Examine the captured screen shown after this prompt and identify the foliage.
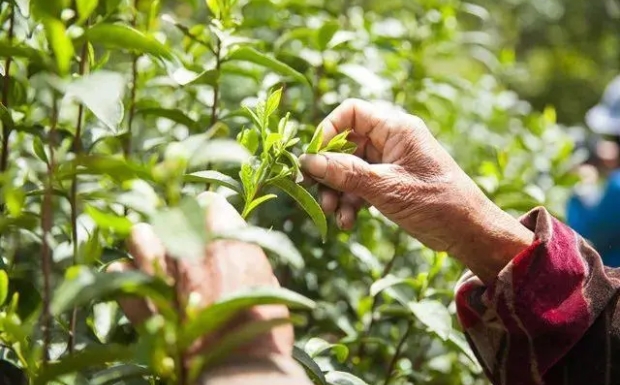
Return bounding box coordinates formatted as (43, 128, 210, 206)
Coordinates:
(0, 0, 580, 384)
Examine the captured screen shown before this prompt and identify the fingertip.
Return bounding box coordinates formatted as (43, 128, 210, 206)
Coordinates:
(336, 204, 357, 231)
(319, 188, 339, 214)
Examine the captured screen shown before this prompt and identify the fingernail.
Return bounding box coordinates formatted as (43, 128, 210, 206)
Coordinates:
(299, 154, 327, 179)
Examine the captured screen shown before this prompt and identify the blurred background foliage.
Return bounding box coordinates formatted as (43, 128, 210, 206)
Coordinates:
(0, 0, 613, 384)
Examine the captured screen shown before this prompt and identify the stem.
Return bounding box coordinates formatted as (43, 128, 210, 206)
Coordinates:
(124, 0, 141, 157)
(41, 98, 58, 364)
(0, 4, 15, 204)
(68, 38, 90, 354)
(210, 39, 221, 126)
(358, 231, 401, 358)
(383, 321, 413, 385)
(166, 256, 188, 385)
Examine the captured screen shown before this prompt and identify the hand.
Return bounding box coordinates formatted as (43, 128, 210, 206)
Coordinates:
(108, 192, 293, 362)
(300, 99, 534, 283)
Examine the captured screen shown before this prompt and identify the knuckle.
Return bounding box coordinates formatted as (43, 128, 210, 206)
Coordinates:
(406, 114, 428, 131)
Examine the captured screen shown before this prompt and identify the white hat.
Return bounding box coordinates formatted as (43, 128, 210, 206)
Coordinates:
(586, 76, 620, 135)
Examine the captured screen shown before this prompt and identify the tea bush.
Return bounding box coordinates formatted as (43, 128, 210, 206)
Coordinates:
(0, 0, 579, 384)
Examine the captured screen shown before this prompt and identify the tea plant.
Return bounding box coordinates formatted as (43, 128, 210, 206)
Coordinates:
(0, 0, 580, 384)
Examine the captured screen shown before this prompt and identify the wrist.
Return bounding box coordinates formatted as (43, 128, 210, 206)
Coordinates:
(447, 186, 534, 284)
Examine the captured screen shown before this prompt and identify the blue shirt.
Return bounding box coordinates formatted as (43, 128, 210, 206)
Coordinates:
(567, 170, 620, 267)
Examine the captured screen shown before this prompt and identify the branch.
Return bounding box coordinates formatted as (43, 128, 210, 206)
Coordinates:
(210, 39, 221, 126)
(124, 0, 141, 157)
(67, 37, 90, 354)
(383, 321, 413, 385)
(0, 3, 16, 200)
(41, 98, 59, 364)
(358, 231, 402, 358)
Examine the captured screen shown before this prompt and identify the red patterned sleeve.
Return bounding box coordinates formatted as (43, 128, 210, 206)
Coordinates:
(455, 207, 620, 385)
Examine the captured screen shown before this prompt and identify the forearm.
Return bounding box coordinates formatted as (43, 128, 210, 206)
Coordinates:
(196, 355, 312, 385)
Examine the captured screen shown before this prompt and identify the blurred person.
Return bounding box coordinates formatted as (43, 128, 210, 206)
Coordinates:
(567, 76, 620, 267)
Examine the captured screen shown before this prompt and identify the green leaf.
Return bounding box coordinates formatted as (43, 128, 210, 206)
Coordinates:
(85, 23, 173, 60)
(243, 106, 263, 129)
(191, 318, 292, 377)
(51, 266, 171, 316)
(76, 0, 99, 24)
(305, 338, 349, 363)
(317, 20, 339, 50)
(227, 47, 309, 87)
(34, 345, 136, 385)
(0, 41, 45, 63)
(0, 270, 8, 306)
(43, 18, 74, 76)
(184, 171, 242, 193)
(325, 371, 369, 385)
(370, 275, 410, 297)
(408, 299, 452, 340)
(150, 197, 207, 261)
(136, 107, 198, 130)
(293, 346, 327, 385)
(264, 132, 282, 153)
(306, 124, 324, 154)
(237, 127, 260, 155)
(321, 130, 353, 153)
(265, 88, 283, 117)
(240, 162, 257, 200)
(186, 138, 251, 167)
(78, 228, 103, 265)
(32, 136, 48, 164)
(243, 194, 277, 218)
(214, 226, 304, 268)
(447, 330, 482, 370)
(180, 286, 315, 349)
(269, 178, 327, 241)
(65, 71, 126, 132)
(85, 206, 132, 235)
(90, 364, 150, 385)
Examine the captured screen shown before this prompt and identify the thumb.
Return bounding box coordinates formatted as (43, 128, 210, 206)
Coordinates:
(300, 153, 384, 198)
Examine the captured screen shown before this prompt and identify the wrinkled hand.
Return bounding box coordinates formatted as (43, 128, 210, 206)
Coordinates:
(108, 192, 293, 360)
(300, 99, 534, 282)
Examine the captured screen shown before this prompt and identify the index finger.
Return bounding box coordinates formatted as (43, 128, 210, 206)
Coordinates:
(319, 98, 395, 152)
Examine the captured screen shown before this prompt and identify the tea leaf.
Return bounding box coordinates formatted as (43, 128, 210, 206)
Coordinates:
(51, 266, 171, 316)
(214, 226, 304, 268)
(192, 318, 292, 376)
(243, 194, 277, 218)
(317, 20, 339, 50)
(180, 286, 315, 349)
(306, 125, 324, 154)
(188, 139, 251, 167)
(269, 178, 327, 241)
(0, 270, 8, 306)
(227, 47, 309, 87)
(66, 71, 126, 132)
(85, 23, 174, 60)
(293, 346, 327, 385)
(325, 371, 369, 385)
(150, 197, 207, 261)
(408, 299, 452, 340)
(370, 275, 411, 297)
(76, 0, 99, 24)
(85, 206, 132, 235)
(184, 170, 242, 193)
(42, 18, 74, 76)
(34, 345, 136, 385)
(305, 338, 349, 362)
(90, 365, 150, 385)
(265, 88, 283, 117)
(136, 107, 198, 130)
